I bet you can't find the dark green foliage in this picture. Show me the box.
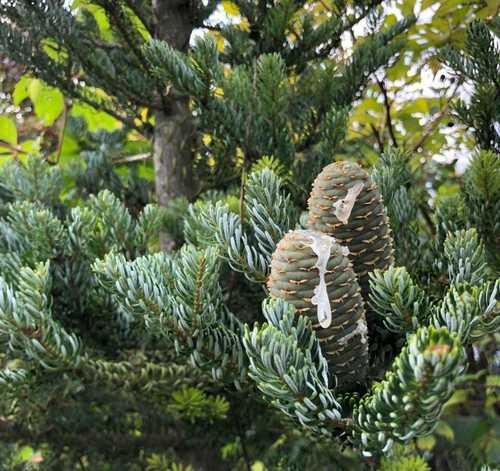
[243,298,342,433]
[371,150,422,266]
[351,326,465,456]
[184,167,298,284]
[0,158,243,468]
[462,151,500,271]
[434,151,500,275]
[433,19,500,279]
[67,130,152,212]
[242,155,498,462]
[95,245,247,386]
[0,0,159,132]
[369,266,429,334]
[144,11,415,194]
[0,158,63,209]
[440,20,500,152]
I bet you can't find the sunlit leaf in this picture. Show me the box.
[486,375,500,388]
[13,75,31,105]
[73,1,113,41]
[15,446,34,464]
[20,139,41,155]
[28,79,64,126]
[444,388,470,409]
[435,421,455,441]
[416,435,436,450]
[0,116,17,145]
[71,102,122,132]
[222,1,240,16]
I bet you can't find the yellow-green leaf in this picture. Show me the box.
[15,446,34,464]
[20,139,41,155]
[73,1,113,41]
[486,375,500,388]
[251,461,266,471]
[444,388,470,409]
[435,421,455,442]
[0,116,17,145]
[71,102,122,132]
[13,75,31,105]
[28,79,64,126]
[222,1,240,16]
[417,434,436,450]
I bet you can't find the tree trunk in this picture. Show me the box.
[152,1,196,248]
[153,104,195,205]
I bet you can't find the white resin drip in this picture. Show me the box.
[295,230,334,328]
[337,318,368,346]
[340,245,350,257]
[332,182,364,224]
[310,234,333,329]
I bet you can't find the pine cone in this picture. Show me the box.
[268,229,368,391]
[306,161,394,299]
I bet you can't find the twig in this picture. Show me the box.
[113,152,151,164]
[376,78,398,147]
[78,456,87,470]
[81,38,123,51]
[0,140,28,156]
[203,25,223,32]
[101,2,168,112]
[47,101,69,165]
[370,123,384,152]
[239,66,258,225]
[419,202,436,236]
[234,413,251,471]
[239,167,246,225]
[411,80,461,152]
[102,3,150,72]
[114,2,173,114]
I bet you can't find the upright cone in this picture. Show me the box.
[268,229,368,391]
[306,161,394,299]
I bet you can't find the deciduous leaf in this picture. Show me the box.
[417,435,436,450]
[435,421,455,441]
[13,75,31,105]
[222,1,240,16]
[71,102,121,132]
[73,1,113,41]
[28,79,64,126]
[20,139,41,155]
[0,116,17,145]
[14,446,34,464]
[444,388,470,409]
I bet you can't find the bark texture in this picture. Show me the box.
[152,0,196,208]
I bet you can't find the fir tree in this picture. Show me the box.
[0,3,498,470]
